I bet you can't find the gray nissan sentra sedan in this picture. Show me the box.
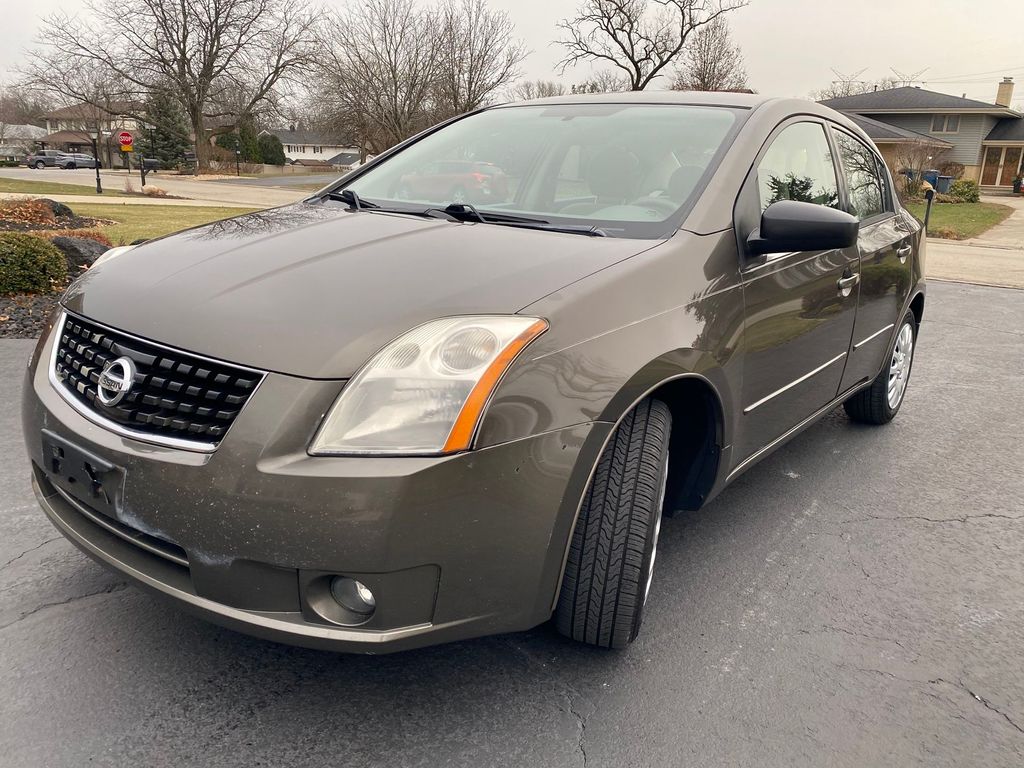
[22,92,924,652]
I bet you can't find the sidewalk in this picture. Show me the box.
[927,194,1024,288]
[927,240,1024,289]
[0,192,259,209]
[0,167,306,208]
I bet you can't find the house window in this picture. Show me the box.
[931,115,960,133]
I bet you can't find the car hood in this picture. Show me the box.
[63,201,653,378]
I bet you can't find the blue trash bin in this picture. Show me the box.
[936,175,953,193]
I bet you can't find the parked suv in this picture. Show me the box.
[25,150,65,169]
[23,92,925,653]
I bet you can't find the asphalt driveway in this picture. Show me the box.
[1,281,1021,767]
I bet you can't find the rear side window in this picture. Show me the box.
[834,131,885,220]
[756,122,839,211]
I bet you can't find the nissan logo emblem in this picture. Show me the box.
[96,356,137,407]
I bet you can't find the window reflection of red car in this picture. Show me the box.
[397,161,509,204]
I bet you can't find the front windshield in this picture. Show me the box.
[338,103,741,238]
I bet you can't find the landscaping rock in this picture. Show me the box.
[35,198,75,218]
[50,236,108,273]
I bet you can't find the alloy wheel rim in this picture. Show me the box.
[643,452,670,605]
[887,322,914,409]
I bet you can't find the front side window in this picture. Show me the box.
[756,122,839,211]
[834,130,885,220]
[339,104,741,239]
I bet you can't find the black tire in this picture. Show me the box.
[34,161,45,169]
[844,310,917,425]
[556,398,671,649]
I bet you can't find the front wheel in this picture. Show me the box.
[555,398,671,649]
[844,310,917,424]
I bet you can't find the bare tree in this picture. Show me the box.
[21,0,318,169]
[18,61,131,168]
[891,140,949,199]
[670,16,747,91]
[317,0,442,158]
[556,0,747,91]
[810,76,901,101]
[511,80,568,100]
[435,0,529,114]
[571,71,630,93]
[0,83,51,129]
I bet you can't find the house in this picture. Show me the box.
[838,113,953,174]
[261,126,357,165]
[38,102,141,168]
[0,123,47,161]
[820,78,1024,188]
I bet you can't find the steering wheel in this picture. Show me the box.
[629,196,679,216]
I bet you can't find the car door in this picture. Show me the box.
[733,119,860,464]
[830,127,916,390]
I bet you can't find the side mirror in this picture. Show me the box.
[747,200,859,256]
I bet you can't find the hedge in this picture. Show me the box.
[0,232,69,294]
[949,179,981,203]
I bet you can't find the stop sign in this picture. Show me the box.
[117,131,133,147]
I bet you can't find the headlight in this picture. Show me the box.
[91,244,137,268]
[310,316,547,456]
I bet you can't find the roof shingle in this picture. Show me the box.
[820,86,1015,114]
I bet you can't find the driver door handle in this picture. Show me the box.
[838,272,860,297]
[896,245,912,263]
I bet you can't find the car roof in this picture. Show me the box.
[502,89,771,110]
[495,90,875,147]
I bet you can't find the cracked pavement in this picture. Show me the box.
[1,281,1022,767]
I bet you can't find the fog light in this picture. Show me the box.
[330,576,376,617]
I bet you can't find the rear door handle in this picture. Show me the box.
[838,273,860,297]
[896,245,912,263]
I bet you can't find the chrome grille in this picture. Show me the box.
[51,311,263,450]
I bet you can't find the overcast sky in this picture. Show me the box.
[3,0,1023,106]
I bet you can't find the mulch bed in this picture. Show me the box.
[0,293,61,339]
[0,215,112,232]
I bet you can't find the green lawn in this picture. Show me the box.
[72,203,262,244]
[904,201,1014,240]
[0,177,130,197]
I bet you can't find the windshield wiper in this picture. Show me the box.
[327,189,455,220]
[436,203,608,237]
[327,188,378,209]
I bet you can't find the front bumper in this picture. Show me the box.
[23,318,610,652]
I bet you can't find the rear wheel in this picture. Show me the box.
[844,310,917,424]
[34,161,45,169]
[555,398,671,649]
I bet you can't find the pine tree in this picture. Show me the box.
[258,134,286,165]
[238,118,262,163]
[141,88,191,166]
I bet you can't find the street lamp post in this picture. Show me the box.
[235,148,241,176]
[91,133,102,194]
